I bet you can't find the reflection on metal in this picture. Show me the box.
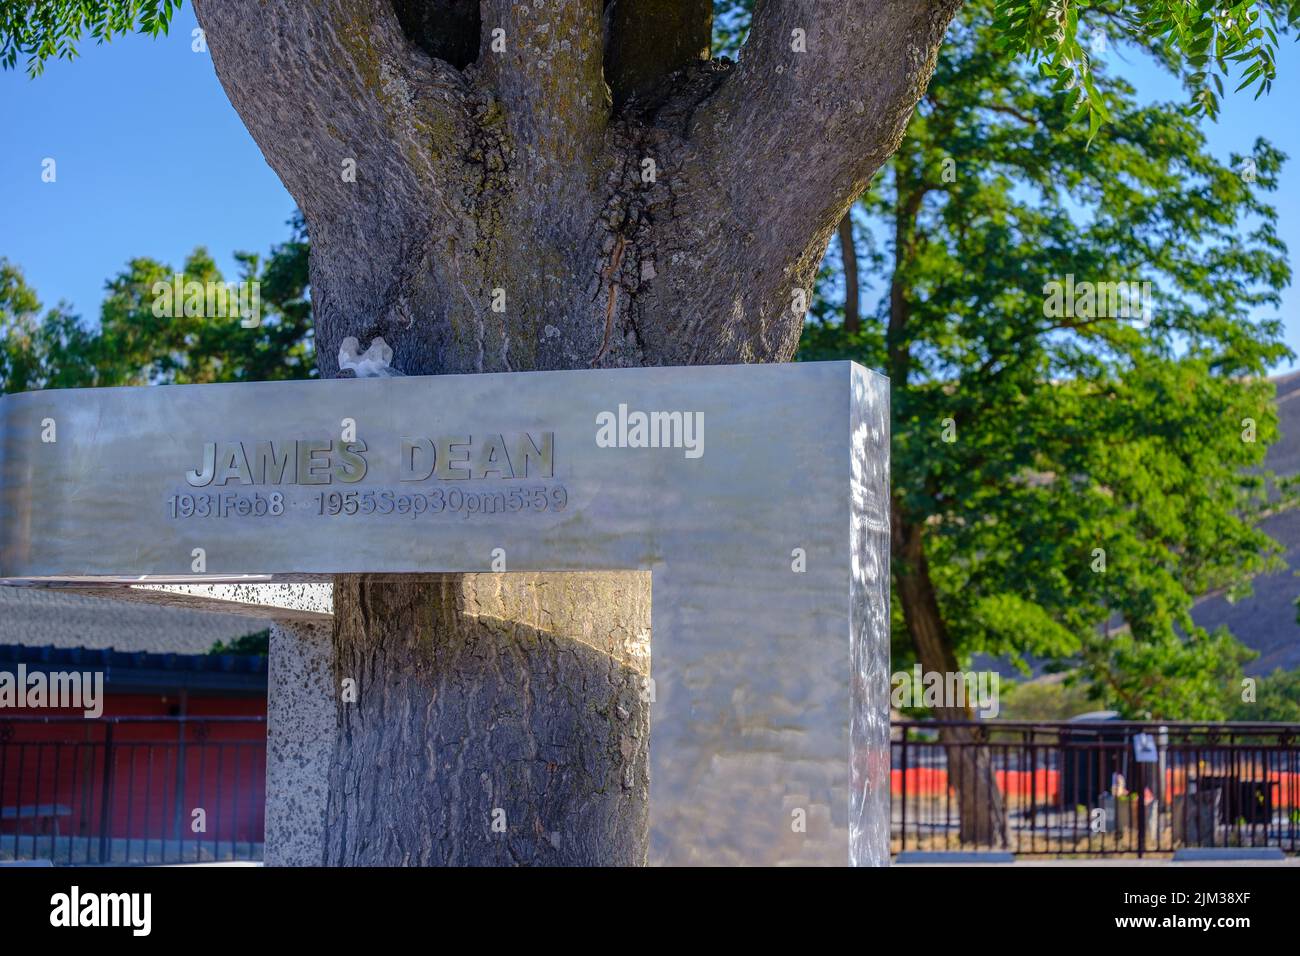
[0,361,890,866]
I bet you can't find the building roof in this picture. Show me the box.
[0,586,262,656]
[0,642,267,696]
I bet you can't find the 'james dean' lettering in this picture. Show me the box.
[185,433,553,487]
[186,439,367,487]
[399,432,552,481]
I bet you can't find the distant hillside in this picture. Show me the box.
[1191,370,1300,673]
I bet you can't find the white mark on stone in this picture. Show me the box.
[339,336,404,377]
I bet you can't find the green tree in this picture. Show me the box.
[0,259,99,392]
[801,1,1291,724]
[1227,668,1300,721]
[997,676,1103,722]
[2,217,313,393]
[789,1,1294,841]
[209,629,270,657]
[95,234,314,384]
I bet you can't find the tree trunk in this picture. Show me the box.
[892,500,1007,846]
[838,208,861,335]
[193,0,960,865]
[326,573,651,864]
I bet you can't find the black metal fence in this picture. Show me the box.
[893,720,1300,856]
[0,716,265,865]
[9,715,1298,863]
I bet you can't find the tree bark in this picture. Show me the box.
[326,573,650,865]
[192,0,961,865]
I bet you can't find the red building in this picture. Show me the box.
[0,643,268,864]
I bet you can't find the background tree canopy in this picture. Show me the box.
[728,0,1299,719]
[1,213,312,391]
[5,0,1296,125]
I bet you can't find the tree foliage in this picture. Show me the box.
[1226,667,1300,720]
[0,260,98,391]
[0,0,180,75]
[1,215,313,393]
[5,0,1298,130]
[994,0,1298,127]
[799,2,1294,718]
[208,629,270,657]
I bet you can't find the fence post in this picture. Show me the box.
[898,729,908,852]
[98,722,114,864]
[1135,755,1146,858]
[172,719,187,854]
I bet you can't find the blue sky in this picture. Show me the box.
[0,6,294,322]
[1,5,1297,370]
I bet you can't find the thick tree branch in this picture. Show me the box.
[629,0,961,366]
[478,0,608,178]
[194,0,468,230]
[193,0,509,377]
[692,0,961,268]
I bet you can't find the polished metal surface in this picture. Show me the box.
[0,361,890,865]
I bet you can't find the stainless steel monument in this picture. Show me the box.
[0,361,890,865]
